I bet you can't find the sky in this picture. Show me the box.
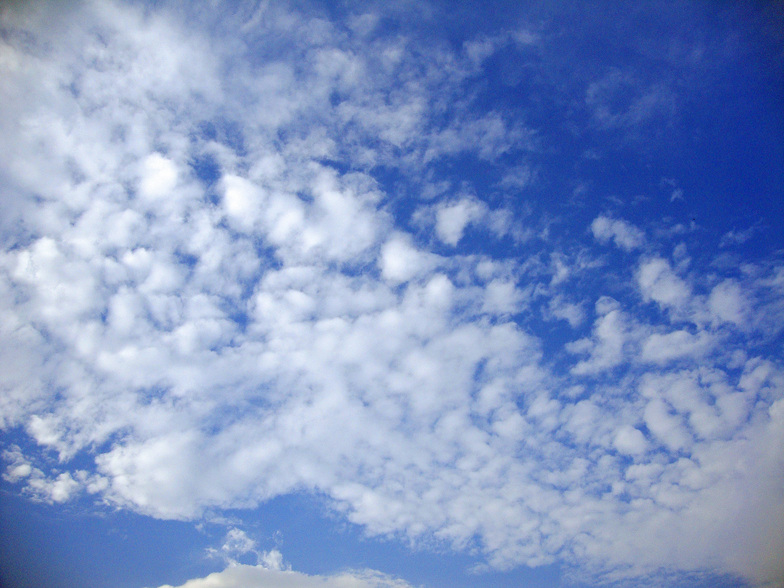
[0,1,783,587]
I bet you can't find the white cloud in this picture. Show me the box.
[222,529,257,559]
[482,279,525,315]
[591,215,645,251]
[708,279,749,327]
[3,446,83,503]
[640,329,713,363]
[3,448,34,483]
[205,528,290,574]
[644,398,690,451]
[612,425,647,455]
[259,550,286,572]
[424,112,533,163]
[415,197,517,247]
[435,197,486,246]
[222,175,265,232]
[568,297,633,375]
[546,296,585,328]
[636,257,691,312]
[156,563,416,588]
[379,235,436,284]
[139,153,179,200]
[40,472,81,503]
[719,226,757,247]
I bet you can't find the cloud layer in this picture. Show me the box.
[1,1,782,587]
[168,531,416,588]
[158,565,415,588]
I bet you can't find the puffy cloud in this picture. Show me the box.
[482,278,525,315]
[590,215,645,251]
[568,297,635,375]
[139,154,179,200]
[640,329,714,363]
[206,528,261,566]
[643,398,691,451]
[636,257,692,312]
[156,563,416,588]
[222,175,265,232]
[434,197,487,245]
[546,295,585,328]
[379,235,437,283]
[708,279,749,327]
[612,425,647,455]
[3,446,83,503]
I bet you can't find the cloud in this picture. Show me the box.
[156,564,416,588]
[719,226,758,247]
[586,69,676,131]
[434,197,486,246]
[170,537,412,588]
[379,234,437,283]
[482,278,525,315]
[640,329,714,363]
[2,446,82,503]
[139,154,179,200]
[568,297,635,375]
[205,528,263,567]
[0,2,782,588]
[414,196,518,247]
[636,257,692,312]
[591,215,645,251]
[612,425,647,455]
[546,295,585,328]
[708,279,749,327]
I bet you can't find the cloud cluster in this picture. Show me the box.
[0,2,782,587]
[157,564,415,588]
[591,215,645,251]
[178,527,417,588]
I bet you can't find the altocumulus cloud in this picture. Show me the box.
[157,566,415,588]
[160,534,416,588]
[1,1,783,587]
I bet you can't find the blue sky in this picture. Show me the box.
[0,1,782,587]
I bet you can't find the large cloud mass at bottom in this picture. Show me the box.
[156,564,415,588]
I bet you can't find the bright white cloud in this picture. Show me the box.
[2,446,83,503]
[640,329,713,363]
[222,175,265,231]
[379,235,436,283]
[156,563,416,588]
[612,425,647,455]
[482,278,525,315]
[568,297,633,375]
[139,153,179,200]
[434,197,486,245]
[708,279,749,327]
[636,257,692,312]
[591,215,645,251]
